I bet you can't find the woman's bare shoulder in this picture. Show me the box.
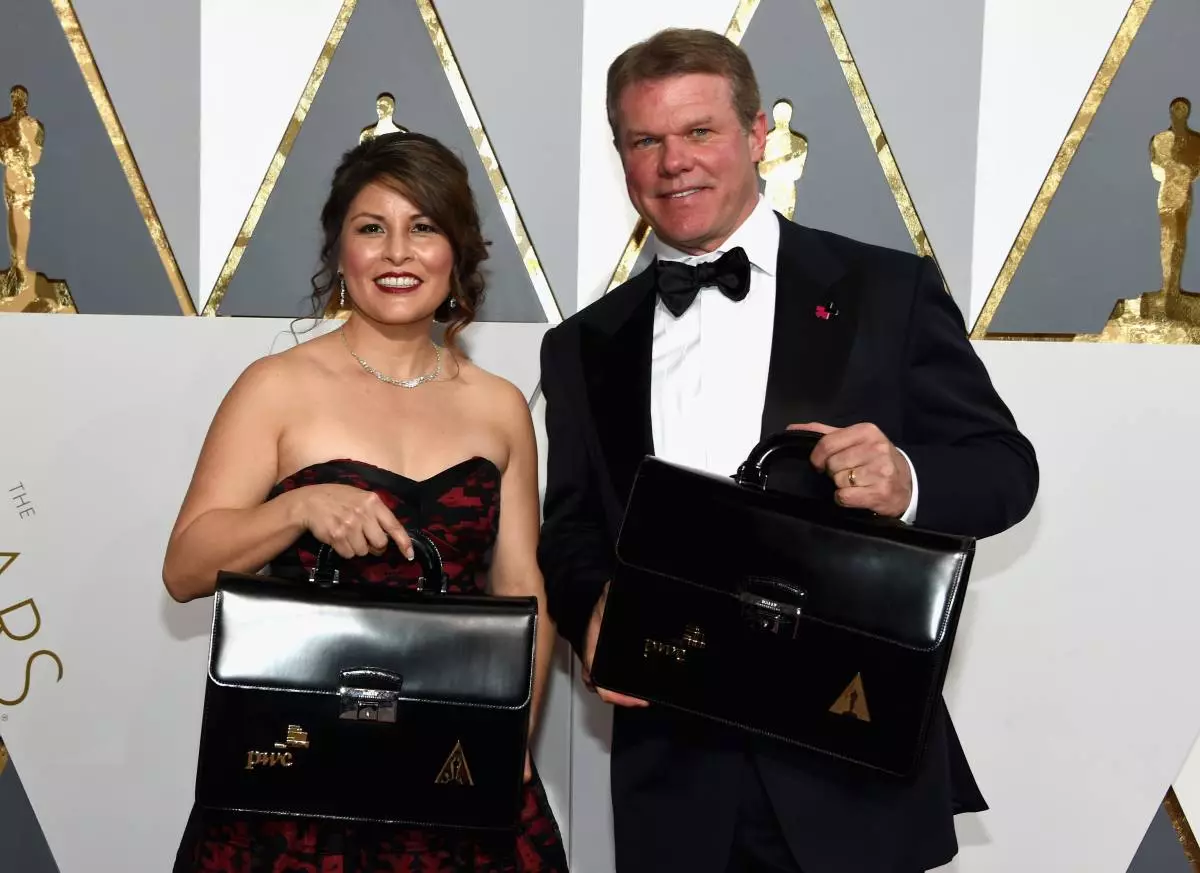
[455,357,529,417]
[224,334,337,407]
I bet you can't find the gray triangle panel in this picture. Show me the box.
[1,0,182,314]
[0,742,60,873]
[1126,798,1196,873]
[991,0,1200,334]
[829,0,985,310]
[72,0,202,304]
[740,0,916,254]
[217,0,546,322]
[435,0,581,316]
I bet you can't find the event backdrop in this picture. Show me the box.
[2,0,1199,871]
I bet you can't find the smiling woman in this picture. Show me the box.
[162,130,566,872]
[310,132,490,352]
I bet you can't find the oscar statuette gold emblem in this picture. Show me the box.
[758,98,808,221]
[359,91,407,145]
[1078,97,1200,343]
[434,739,474,786]
[0,85,74,313]
[828,672,871,723]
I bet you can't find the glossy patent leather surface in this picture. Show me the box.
[211,580,535,707]
[591,432,974,777]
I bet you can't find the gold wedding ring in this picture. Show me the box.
[848,468,858,486]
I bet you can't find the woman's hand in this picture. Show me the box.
[296,484,413,560]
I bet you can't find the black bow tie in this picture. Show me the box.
[654,246,751,317]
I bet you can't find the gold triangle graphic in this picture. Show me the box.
[0,553,18,577]
[970,0,1153,342]
[828,672,871,722]
[604,0,936,292]
[433,739,474,786]
[202,0,561,324]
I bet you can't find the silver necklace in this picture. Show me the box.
[340,330,442,388]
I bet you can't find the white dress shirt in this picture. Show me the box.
[648,195,919,523]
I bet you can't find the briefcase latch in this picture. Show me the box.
[738,578,806,639]
[338,669,403,724]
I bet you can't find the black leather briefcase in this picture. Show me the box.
[194,530,537,830]
[591,431,975,778]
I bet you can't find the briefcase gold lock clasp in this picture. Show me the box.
[338,668,403,724]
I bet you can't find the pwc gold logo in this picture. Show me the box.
[0,552,64,708]
[245,724,309,770]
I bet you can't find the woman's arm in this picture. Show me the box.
[487,381,558,765]
[162,357,302,602]
[163,354,413,602]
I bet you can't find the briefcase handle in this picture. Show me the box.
[733,429,823,490]
[309,528,448,593]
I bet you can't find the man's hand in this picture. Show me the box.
[789,422,912,518]
[581,582,649,707]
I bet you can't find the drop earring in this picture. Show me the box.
[448,297,458,310]
[339,275,347,309]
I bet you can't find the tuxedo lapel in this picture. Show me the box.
[581,270,657,506]
[760,215,859,437]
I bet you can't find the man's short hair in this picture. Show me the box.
[606,28,762,142]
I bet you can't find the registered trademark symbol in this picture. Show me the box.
[1,714,8,721]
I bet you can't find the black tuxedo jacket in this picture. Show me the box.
[537,215,1038,873]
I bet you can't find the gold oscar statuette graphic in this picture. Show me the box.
[0,85,74,313]
[0,739,8,777]
[359,91,408,144]
[758,99,808,220]
[434,739,474,786]
[1079,96,1200,343]
[828,672,871,722]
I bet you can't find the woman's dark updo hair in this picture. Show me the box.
[308,131,489,351]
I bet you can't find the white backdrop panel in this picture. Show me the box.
[937,340,1200,872]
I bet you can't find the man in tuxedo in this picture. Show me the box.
[537,27,1038,873]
